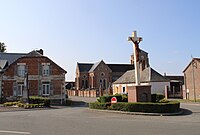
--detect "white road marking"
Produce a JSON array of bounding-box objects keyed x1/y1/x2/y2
[{"x1": 0, "y1": 130, "x2": 31, "y2": 134}]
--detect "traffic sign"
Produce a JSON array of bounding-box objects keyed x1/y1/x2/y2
[{"x1": 111, "y1": 97, "x2": 117, "y2": 103}]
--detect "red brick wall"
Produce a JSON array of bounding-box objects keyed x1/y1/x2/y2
[
  {"x1": 128, "y1": 85, "x2": 151, "y2": 102},
  {"x1": 28, "y1": 80, "x2": 39, "y2": 95}
]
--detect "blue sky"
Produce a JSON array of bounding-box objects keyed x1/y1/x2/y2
[{"x1": 0, "y1": 0, "x2": 200, "y2": 80}]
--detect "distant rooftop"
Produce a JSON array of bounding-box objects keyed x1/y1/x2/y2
[{"x1": 0, "y1": 52, "x2": 26, "y2": 66}]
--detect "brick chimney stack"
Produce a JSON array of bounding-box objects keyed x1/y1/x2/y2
[{"x1": 36, "y1": 49, "x2": 43, "y2": 55}]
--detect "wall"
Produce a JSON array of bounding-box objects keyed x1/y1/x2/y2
[
  {"x1": 150, "y1": 82, "x2": 170, "y2": 95},
  {"x1": 184, "y1": 60, "x2": 200, "y2": 100}
]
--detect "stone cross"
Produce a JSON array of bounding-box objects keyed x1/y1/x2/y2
[{"x1": 128, "y1": 31, "x2": 142, "y2": 85}]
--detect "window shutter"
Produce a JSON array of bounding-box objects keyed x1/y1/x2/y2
[
  {"x1": 49, "y1": 65, "x2": 52, "y2": 75},
  {"x1": 25, "y1": 65, "x2": 28, "y2": 73},
  {"x1": 50, "y1": 82, "x2": 53, "y2": 95},
  {"x1": 13, "y1": 82, "x2": 17, "y2": 96},
  {"x1": 39, "y1": 64, "x2": 42, "y2": 76},
  {"x1": 38, "y1": 82, "x2": 42, "y2": 96},
  {"x1": 15, "y1": 65, "x2": 18, "y2": 76}
]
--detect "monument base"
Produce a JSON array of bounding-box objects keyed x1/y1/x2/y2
[{"x1": 128, "y1": 85, "x2": 151, "y2": 102}]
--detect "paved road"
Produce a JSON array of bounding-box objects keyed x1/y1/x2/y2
[{"x1": 0, "y1": 102, "x2": 199, "y2": 135}]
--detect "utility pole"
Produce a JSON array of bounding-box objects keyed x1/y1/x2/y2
[{"x1": 192, "y1": 59, "x2": 196, "y2": 102}]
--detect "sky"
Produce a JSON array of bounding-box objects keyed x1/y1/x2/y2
[{"x1": 0, "y1": 0, "x2": 200, "y2": 81}]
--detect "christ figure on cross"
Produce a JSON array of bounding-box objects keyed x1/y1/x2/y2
[{"x1": 128, "y1": 31, "x2": 142, "y2": 85}]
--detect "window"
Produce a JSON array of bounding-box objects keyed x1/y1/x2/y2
[
  {"x1": 17, "y1": 83, "x2": 24, "y2": 96},
  {"x1": 82, "y1": 80, "x2": 88, "y2": 89},
  {"x1": 103, "y1": 79, "x2": 106, "y2": 89},
  {"x1": 42, "y1": 82, "x2": 50, "y2": 95},
  {"x1": 101, "y1": 72, "x2": 105, "y2": 77},
  {"x1": 82, "y1": 80, "x2": 84, "y2": 89},
  {"x1": 100, "y1": 79, "x2": 102, "y2": 86},
  {"x1": 123, "y1": 87, "x2": 126, "y2": 94},
  {"x1": 17, "y1": 65, "x2": 25, "y2": 77},
  {"x1": 42, "y1": 64, "x2": 50, "y2": 76}
]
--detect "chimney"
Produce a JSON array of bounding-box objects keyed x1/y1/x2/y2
[
  {"x1": 164, "y1": 73, "x2": 166, "y2": 76},
  {"x1": 36, "y1": 49, "x2": 43, "y2": 55}
]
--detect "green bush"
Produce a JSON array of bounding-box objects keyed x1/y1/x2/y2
[
  {"x1": 89, "y1": 102, "x2": 111, "y2": 110},
  {"x1": 110, "y1": 101, "x2": 180, "y2": 113},
  {"x1": 151, "y1": 94, "x2": 165, "y2": 103}
]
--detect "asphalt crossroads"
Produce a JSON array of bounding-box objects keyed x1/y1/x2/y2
[{"x1": 0, "y1": 102, "x2": 199, "y2": 135}]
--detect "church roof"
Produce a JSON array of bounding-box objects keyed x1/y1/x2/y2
[
  {"x1": 107, "y1": 64, "x2": 133, "y2": 72},
  {"x1": 113, "y1": 67, "x2": 169, "y2": 84},
  {"x1": 77, "y1": 61, "x2": 134, "y2": 73},
  {"x1": 77, "y1": 63, "x2": 93, "y2": 72},
  {"x1": 89, "y1": 60, "x2": 102, "y2": 72}
]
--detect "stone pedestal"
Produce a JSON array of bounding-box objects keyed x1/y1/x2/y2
[{"x1": 128, "y1": 85, "x2": 151, "y2": 102}]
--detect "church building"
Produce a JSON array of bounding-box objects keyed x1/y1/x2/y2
[{"x1": 74, "y1": 60, "x2": 133, "y2": 97}]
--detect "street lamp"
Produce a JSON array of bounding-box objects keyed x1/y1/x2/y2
[{"x1": 24, "y1": 71, "x2": 29, "y2": 104}]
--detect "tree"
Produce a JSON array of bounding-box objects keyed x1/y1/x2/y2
[{"x1": 0, "y1": 42, "x2": 6, "y2": 52}]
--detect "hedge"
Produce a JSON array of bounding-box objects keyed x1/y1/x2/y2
[
  {"x1": 90, "y1": 101, "x2": 180, "y2": 113},
  {"x1": 89, "y1": 102, "x2": 111, "y2": 110}
]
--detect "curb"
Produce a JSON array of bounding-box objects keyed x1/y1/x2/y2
[{"x1": 89, "y1": 109, "x2": 184, "y2": 116}]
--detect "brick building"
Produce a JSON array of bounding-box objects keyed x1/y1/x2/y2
[
  {"x1": 0, "y1": 49, "x2": 67, "y2": 103},
  {"x1": 73, "y1": 60, "x2": 133, "y2": 97},
  {"x1": 183, "y1": 58, "x2": 200, "y2": 100}
]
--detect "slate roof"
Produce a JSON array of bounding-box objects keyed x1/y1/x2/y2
[
  {"x1": 108, "y1": 64, "x2": 134, "y2": 72},
  {"x1": 77, "y1": 61, "x2": 134, "y2": 73},
  {"x1": 0, "y1": 52, "x2": 26, "y2": 66},
  {"x1": 89, "y1": 61, "x2": 102, "y2": 72},
  {"x1": 26, "y1": 50, "x2": 43, "y2": 57},
  {"x1": 77, "y1": 63, "x2": 93, "y2": 72},
  {"x1": 0, "y1": 60, "x2": 8, "y2": 70},
  {"x1": 113, "y1": 67, "x2": 169, "y2": 84}
]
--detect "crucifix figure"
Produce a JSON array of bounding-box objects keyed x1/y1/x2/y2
[{"x1": 128, "y1": 31, "x2": 142, "y2": 85}]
